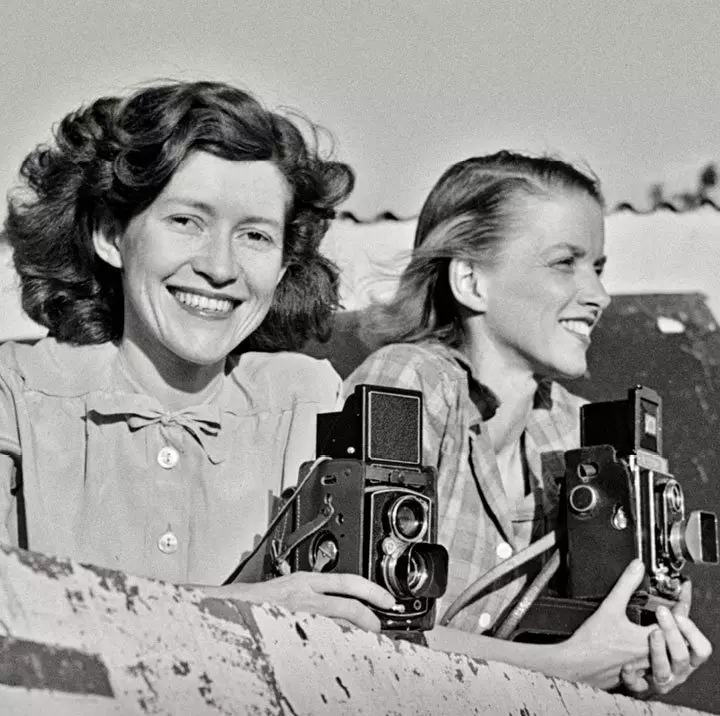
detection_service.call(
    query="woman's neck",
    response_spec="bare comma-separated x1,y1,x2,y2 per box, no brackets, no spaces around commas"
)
460,335,538,456
117,337,224,411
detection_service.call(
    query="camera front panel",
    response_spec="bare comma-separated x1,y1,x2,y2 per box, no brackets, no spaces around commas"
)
642,467,685,599
645,465,719,596
365,484,441,630
290,460,447,632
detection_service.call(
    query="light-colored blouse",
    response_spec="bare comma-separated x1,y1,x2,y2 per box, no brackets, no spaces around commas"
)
0,337,342,585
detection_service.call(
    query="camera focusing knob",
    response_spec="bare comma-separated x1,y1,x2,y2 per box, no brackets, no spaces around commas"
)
312,537,339,572
568,484,598,515
382,537,402,556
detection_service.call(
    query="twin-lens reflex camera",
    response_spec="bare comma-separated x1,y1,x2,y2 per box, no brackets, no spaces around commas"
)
510,386,719,641
263,384,449,636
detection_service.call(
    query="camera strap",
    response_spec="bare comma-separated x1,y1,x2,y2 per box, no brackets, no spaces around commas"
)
270,496,336,574
222,456,331,585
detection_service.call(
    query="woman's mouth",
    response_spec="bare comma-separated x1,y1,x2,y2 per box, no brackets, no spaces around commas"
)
560,319,592,340
170,288,237,318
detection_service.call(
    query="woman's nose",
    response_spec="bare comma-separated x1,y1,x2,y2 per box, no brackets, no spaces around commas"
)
581,271,611,312
193,233,238,285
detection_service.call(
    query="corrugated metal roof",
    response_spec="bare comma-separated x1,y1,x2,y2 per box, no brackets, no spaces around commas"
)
611,198,720,214
338,202,720,223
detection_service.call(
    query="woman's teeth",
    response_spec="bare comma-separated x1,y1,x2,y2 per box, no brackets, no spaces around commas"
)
561,319,591,338
172,290,234,314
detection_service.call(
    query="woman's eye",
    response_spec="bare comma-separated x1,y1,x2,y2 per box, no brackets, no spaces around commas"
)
168,215,201,231
554,256,576,270
237,229,275,246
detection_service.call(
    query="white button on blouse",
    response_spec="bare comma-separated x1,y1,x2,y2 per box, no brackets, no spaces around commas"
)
478,612,493,630
496,542,513,560
157,445,179,469
158,531,179,554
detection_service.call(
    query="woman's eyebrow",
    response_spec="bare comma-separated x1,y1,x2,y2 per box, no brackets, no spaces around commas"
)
160,197,216,215
544,242,586,256
239,215,284,230
542,244,607,266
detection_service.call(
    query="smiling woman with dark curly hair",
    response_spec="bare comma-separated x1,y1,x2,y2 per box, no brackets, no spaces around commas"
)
8,80,347,350
0,80,396,631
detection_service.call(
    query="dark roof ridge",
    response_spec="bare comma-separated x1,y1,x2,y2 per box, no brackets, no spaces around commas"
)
337,202,720,224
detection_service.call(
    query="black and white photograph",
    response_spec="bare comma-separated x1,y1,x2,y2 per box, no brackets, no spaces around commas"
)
0,2,718,714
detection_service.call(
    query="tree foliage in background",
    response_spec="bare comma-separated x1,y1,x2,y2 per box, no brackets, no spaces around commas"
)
649,162,718,210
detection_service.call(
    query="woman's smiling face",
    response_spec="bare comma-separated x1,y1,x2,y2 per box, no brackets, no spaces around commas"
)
479,190,610,380
101,151,290,371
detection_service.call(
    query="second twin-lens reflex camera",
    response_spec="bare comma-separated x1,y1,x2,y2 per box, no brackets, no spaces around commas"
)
265,384,449,635
510,386,719,641
563,386,718,606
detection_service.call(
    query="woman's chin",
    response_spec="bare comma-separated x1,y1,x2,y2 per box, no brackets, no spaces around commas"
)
162,340,231,370
178,350,228,369
537,360,588,382
556,364,589,381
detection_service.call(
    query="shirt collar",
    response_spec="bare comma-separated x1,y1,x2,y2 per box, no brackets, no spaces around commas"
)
435,342,556,422
85,392,227,464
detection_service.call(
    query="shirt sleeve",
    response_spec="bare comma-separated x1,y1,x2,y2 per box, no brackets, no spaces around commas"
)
343,344,454,469
323,359,344,412
279,357,343,491
0,367,22,546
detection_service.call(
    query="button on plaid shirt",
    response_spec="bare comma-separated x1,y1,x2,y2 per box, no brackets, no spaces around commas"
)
343,341,585,635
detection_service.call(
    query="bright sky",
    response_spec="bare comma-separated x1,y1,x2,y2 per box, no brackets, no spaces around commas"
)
1,0,718,219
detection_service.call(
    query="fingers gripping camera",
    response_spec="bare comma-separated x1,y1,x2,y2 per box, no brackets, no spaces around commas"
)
266,385,449,633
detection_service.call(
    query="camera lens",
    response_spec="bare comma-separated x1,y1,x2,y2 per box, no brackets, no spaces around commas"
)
389,495,428,541
568,484,598,515
671,510,720,564
383,543,449,599
405,549,429,593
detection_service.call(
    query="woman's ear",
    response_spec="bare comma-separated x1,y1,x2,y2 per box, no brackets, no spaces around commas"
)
92,228,123,269
448,258,488,312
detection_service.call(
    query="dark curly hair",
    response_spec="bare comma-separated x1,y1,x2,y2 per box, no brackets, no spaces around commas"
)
362,150,603,349
3,80,354,350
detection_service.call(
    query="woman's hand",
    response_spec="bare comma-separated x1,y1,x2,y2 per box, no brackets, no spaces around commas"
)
619,580,713,696
555,559,658,690
203,572,397,632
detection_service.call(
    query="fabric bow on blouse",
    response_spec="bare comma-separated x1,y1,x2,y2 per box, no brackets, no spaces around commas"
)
85,392,227,464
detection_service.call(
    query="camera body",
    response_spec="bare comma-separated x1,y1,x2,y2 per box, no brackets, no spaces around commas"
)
563,386,718,607
269,384,448,633
507,386,718,642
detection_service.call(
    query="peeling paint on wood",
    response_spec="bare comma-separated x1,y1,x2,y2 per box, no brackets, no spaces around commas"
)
0,544,715,715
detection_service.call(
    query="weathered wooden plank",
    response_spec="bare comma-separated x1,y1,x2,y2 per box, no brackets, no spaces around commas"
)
0,547,282,714
0,544,713,715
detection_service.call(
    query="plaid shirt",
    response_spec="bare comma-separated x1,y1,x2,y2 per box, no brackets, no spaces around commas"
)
343,341,585,635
